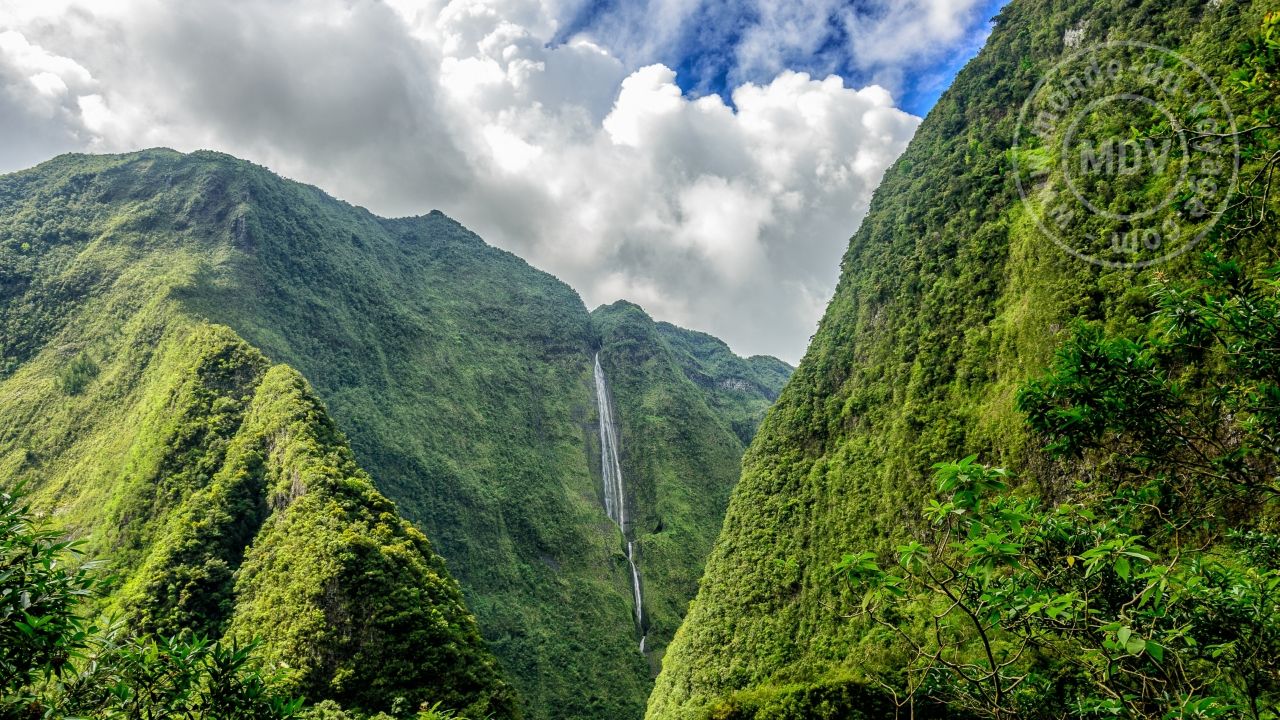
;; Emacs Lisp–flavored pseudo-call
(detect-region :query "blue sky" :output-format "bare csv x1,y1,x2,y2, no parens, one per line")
556,0,1008,116
894,1,1008,113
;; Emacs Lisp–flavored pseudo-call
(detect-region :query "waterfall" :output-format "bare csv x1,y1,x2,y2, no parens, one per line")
594,353,647,652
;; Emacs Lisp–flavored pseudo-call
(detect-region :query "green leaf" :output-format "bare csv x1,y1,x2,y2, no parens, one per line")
1117,626,1132,647
1145,640,1164,663
1115,556,1130,581
1125,635,1146,656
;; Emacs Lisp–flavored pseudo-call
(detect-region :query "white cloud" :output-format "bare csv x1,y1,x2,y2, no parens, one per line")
0,28,99,167
0,0,922,363
728,0,992,78
841,0,989,67
838,0,994,93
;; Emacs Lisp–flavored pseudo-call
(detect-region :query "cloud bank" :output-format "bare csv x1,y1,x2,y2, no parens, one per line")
0,0,926,363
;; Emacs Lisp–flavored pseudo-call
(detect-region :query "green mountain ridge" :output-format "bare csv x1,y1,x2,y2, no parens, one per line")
1,308,515,715
0,149,790,718
648,0,1279,717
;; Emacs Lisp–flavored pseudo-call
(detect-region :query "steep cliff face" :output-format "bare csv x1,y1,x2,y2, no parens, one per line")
591,302,789,669
0,149,789,719
653,320,792,448
647,1,1277,717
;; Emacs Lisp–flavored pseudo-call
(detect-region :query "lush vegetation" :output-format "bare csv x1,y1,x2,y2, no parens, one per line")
840,247,1280,718
592,303,789,668
649,1,1280,718
2,479,503,719
0,148,785,718
652,318,791,447
1,482,301,718
0,321,517,717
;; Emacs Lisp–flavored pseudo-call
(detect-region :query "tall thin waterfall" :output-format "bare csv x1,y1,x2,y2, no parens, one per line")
593,353,647,652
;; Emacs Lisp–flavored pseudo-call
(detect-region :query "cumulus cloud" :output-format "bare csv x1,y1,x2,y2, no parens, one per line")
836,0,997,93
0,0,923,363
0,28,99,169
732,0,995,77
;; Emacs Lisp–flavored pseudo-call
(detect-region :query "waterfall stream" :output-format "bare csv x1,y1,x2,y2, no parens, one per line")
594,353,647,653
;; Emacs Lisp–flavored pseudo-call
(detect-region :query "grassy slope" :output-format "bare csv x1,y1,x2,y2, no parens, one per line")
646,0,1278,717
0,150,789,719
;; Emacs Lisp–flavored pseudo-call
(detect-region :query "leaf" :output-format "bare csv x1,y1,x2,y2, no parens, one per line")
1125,635,1146,656
1117,626,1133,647
1115,556,1130,581
1145,640,1164,663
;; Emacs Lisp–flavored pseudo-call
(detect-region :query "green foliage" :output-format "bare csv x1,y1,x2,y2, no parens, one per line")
298,699,461,720
44,631,304,719
652,318,790,446
226,367,517,718
0,483,107,693
115,328,274,639
1019,256,1280,513
695,675,956,720
57,352,98,396
1227,11,1280,237
591,302,790,666
649,1,1280,717
0,484,301,719
841,458,1280,718
3,317,517,717
837,248,1280,718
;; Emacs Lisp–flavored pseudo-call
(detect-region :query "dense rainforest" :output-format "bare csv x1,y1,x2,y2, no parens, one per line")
650,0,1280,718
0,150,789,719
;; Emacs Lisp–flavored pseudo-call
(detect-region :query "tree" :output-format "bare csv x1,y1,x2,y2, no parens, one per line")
0,482,107,699
839,455,1280,719
838,253,1280,719
0,484,302,719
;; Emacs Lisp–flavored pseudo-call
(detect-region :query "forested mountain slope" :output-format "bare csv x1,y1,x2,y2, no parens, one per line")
647,0,1280,717
0,150,789,719
0,307,515,715
591,302,789,669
